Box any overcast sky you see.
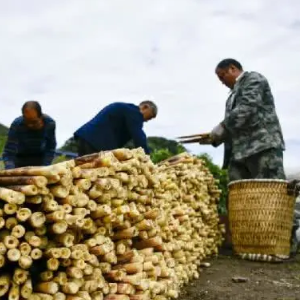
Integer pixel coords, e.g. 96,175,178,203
0,0,299,174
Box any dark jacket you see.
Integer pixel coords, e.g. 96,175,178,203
74,102,150,154
3,115,57,169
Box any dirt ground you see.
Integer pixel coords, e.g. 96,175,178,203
180,254,300,300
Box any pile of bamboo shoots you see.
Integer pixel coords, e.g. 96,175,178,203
156,153,223,289
0,148,223,300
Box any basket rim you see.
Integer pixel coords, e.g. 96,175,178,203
228,179,288,187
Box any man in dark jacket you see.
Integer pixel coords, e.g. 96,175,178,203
3,101,57,169
74,101,157,156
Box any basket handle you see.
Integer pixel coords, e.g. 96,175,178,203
287,180,300,196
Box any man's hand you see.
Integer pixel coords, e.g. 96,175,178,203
210,123,226,143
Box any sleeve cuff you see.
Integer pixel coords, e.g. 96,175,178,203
5,163,15,169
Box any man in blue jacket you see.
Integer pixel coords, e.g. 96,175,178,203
3,101,57,169
74,101,158,156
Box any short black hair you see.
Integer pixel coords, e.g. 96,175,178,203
22,101,43,117
216,58,243,71
140,100,158,117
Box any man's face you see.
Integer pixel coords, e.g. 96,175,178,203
140,105,155,122
23,108,43,130
216,66,238,89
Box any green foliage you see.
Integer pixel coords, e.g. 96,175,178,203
0,123,9,136
52,155,68,164
124,136,187,155
197,153,228,214
60,137,77,153
0,123,8,156
150,149,175,164
147,137,186,154
0,136,7,155
0,129,8,170
61,136,188,158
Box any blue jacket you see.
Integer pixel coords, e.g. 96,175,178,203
3,115,57,169
74,102,150,154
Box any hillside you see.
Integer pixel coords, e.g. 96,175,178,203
0,123,8,136
60,136,187,155
0,123,8,154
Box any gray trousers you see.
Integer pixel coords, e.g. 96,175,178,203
228,148,285,182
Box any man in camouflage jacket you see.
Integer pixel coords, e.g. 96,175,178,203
203,59,300,256
204,58,285,181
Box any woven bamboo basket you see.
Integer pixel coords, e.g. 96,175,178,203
228,179,295,260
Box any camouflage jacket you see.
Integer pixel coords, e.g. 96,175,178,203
219,71,285,168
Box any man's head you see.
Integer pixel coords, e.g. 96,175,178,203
22,101,44,130
139,100,158,122
215,58,243,89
